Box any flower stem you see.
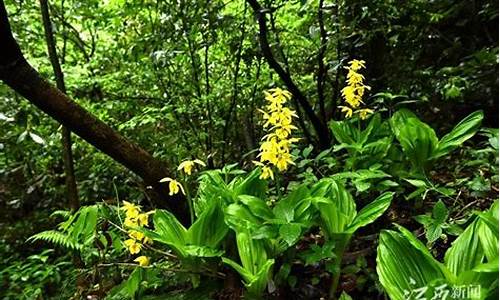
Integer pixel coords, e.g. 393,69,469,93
183,179,195,224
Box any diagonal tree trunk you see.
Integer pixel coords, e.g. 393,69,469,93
39,0,79,212
0,0,189,224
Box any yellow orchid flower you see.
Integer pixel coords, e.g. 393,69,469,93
128,230,145,241
124,239,141,254
122,201,140,219
355,108,374,120
137,211,154,227
260,166,274,180
177,159,206,175
339,106,353,118
134,256,150,266
124,217,138,227
348,59,366,71
159,177,185,195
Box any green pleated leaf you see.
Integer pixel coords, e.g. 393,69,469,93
222,257,254,283
445,219,484,277
153,209,187,245
329,120,357,145
236,231,268,274
310,179,356,237
376,228,447,300
187,199,228,249
390,111,439,172
224,203,263,231
237,195,274,220
279,223,302,246
246,259,275,297
433,110,483,159
347,192,394,233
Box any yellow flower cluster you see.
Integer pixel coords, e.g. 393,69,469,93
122,201,153,265
339,59,374,120
255,88,299,180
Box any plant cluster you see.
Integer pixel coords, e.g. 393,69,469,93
24,78,498,299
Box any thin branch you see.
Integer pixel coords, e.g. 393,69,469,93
317,0,327,123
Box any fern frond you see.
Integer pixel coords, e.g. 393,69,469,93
27,230,82,251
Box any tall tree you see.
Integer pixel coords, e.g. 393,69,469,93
0,0,189,223
39,0,79,211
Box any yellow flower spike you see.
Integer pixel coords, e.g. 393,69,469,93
346,70,365,85
159,177,185,195
268,87,292,101
134,256,150,267
340,59,375,119
177,159,206,176
124,239,142,254
256,88,297,180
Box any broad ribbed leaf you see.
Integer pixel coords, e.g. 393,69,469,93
279,223,302,246
188,199,228,248
222,257,254,283
394,117,438,172
433,111,483,159
224,203,262,231
312,197,352,237
329,120,357,145
246,259,275,297
310,179,356,237
184,245,224,257
236,231,268,274
237,195,274,220
153,209,187,246
347,192,394,233
196,171,231,214
445,219,484,276
311,179,356,220
389,109,418,137
376,229,447,300
477,201,499,263
394,225,450,277
232,169,267,198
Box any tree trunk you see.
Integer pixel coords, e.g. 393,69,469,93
0,0,189,223
39,0,79,211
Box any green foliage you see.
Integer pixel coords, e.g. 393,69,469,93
377,201,499,300
390,109,484,175
28,205,100,252
222,231,275,298
0,249,75,300
146,199,228,259
415,200,464,245
330,114,393,170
